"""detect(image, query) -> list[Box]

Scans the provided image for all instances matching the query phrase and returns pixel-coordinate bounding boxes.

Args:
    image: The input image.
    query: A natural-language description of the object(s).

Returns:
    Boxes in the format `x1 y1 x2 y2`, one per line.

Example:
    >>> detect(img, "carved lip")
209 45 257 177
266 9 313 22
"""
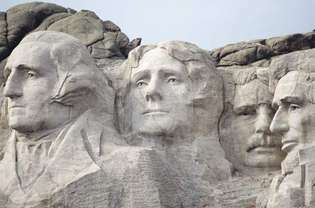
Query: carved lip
252 147 279 154
142 109 168 115
247 145 278 153
281 139 298 152
8 105 24 109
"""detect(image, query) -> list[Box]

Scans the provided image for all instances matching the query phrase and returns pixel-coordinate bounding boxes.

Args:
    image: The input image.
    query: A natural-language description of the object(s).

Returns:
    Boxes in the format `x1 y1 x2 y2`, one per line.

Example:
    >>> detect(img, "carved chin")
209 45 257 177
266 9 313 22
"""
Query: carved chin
134 116 180 136
8 114 44 133
243 148 283 168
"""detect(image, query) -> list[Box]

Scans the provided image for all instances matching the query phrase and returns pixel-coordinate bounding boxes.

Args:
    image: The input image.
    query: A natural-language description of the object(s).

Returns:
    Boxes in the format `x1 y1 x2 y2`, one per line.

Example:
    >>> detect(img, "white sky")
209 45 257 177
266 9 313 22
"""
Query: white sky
1 0 315 50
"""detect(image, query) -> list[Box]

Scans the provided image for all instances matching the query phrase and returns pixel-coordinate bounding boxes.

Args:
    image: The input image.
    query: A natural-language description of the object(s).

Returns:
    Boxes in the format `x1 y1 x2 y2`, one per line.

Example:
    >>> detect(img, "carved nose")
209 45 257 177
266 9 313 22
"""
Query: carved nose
255 105 271 134
3 75 22 99
269 108 289 134
145 79 162 102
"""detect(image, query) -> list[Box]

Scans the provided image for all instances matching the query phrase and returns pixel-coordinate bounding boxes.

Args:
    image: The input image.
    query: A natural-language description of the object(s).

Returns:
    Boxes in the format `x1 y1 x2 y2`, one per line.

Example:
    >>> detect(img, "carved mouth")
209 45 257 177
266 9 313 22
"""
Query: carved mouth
143 109 168 115
252 147 279 153
9 105 24 109
281 139 298 152
246 145 278 153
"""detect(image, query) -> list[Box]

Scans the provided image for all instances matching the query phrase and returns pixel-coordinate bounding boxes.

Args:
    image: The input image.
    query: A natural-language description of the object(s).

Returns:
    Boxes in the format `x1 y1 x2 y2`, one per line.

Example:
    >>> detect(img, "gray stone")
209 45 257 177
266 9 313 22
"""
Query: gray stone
269 48 315 92
34 12 72 31
47 10 104 45
265 33 310 55
215 173 276 208
123 37 142 57
218 43 272 66
89 32 125 59
103 20 121 32
0 31 119 206
219 66 284 176
305 32 315 48
6 2 67 49
0 12 8 60
117 41 232 189
262 67 315 207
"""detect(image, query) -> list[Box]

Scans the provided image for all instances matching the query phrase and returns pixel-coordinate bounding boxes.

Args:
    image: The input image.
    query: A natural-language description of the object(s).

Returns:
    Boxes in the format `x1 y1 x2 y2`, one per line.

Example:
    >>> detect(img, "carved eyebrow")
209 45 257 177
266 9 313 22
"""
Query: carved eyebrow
15 64 39 72
280 96 304 105
160 68 182 75
233 104 257 114
131 70 150 81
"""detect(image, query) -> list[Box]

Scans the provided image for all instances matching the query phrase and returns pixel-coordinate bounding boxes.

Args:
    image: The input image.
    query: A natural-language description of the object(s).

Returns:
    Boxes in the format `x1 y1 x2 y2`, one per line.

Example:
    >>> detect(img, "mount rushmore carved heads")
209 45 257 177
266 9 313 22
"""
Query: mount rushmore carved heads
219 67 285 175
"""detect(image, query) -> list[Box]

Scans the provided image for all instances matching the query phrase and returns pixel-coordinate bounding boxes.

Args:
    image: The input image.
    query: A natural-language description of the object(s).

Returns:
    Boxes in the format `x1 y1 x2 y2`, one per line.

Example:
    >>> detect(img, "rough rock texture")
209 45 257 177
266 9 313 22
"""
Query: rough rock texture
2 2 315 208
0 2 141 159
215 173 277 208
0 1 141 81
210 32 315 67
210 30 315 208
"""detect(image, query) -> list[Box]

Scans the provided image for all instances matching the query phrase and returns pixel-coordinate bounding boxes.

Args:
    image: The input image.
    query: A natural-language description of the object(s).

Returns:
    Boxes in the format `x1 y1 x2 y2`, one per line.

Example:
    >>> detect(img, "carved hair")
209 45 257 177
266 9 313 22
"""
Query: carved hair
117 40 223 134
18 31 114 113
269 49 315 92
276 70 315 104
233 67 269 86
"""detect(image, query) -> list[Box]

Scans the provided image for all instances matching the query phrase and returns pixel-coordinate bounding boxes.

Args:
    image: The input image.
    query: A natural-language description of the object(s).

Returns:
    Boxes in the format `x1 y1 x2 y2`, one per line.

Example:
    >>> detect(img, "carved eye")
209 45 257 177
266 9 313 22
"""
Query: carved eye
167 77 177 84
237 108 256 116
136 80 146 87
289 104 301 112
239 111 255 116
27 71 37 78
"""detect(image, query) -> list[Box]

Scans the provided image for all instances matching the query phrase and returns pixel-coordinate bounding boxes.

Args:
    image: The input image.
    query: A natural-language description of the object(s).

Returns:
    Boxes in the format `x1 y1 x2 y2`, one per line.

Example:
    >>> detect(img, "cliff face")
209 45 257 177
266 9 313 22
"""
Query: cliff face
0 2 314 208
211 32 315 208
0 2 141 159
210 32 315 67
0 2 141 85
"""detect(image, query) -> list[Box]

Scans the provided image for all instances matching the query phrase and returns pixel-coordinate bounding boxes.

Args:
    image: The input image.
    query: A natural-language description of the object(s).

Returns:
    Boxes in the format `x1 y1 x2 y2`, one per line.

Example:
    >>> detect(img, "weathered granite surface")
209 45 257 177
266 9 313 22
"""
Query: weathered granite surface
211 32 315 67
1 2 315 208
0 2 141 160
213 33 315 208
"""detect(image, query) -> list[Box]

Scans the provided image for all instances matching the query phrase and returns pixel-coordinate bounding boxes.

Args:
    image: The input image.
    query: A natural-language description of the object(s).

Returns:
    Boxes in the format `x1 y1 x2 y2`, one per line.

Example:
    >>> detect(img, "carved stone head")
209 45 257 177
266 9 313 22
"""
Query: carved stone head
270 70 315 153
3 31 112 135
220 67 285 174
118 41 223 139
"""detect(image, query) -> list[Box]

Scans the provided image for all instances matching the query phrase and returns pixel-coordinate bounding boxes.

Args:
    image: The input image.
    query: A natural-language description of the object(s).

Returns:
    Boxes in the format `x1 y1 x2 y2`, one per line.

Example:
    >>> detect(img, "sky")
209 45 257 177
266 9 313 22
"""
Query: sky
1 0 315 50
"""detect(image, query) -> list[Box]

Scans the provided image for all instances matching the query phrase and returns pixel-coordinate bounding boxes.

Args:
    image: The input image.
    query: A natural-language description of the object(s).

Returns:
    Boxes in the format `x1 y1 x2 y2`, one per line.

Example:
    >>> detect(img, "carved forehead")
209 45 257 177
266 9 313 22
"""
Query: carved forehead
234 79 273 109
132 48 187 76
6 42 54 67
273 71 312 104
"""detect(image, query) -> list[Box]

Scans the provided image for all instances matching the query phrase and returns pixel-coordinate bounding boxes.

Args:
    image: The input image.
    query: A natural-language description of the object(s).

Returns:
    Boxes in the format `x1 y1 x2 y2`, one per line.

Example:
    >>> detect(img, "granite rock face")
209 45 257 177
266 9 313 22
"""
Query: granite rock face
0 31 231 207
0 2 141 159
0 2 141 84
1 2 315 208
210 31 315 67
215 33 315 208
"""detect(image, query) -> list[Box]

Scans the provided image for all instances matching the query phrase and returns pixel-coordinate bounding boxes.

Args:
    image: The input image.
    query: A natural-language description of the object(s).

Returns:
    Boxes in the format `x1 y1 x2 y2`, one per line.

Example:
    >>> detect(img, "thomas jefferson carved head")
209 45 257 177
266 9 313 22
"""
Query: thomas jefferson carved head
118 41 223 138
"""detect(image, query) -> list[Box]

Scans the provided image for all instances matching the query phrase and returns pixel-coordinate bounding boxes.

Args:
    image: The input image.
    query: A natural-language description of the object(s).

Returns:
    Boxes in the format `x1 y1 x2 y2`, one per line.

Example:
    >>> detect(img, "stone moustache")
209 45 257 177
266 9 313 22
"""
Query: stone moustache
220 67 285 176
